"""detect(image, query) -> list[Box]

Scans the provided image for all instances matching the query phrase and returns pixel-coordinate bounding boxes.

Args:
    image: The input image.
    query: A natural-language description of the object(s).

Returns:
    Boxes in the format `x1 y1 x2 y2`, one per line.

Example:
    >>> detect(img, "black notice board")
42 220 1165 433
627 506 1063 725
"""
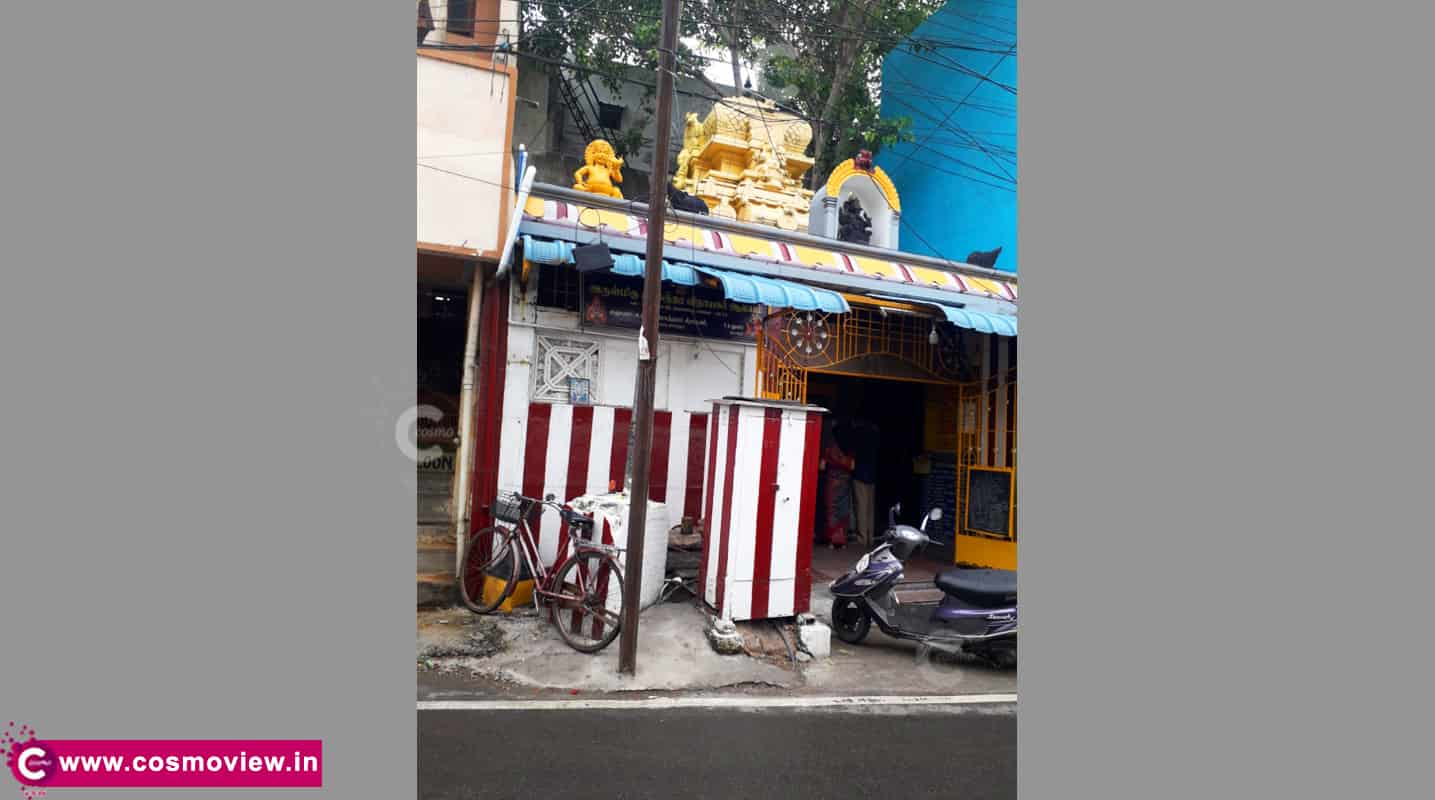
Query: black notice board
965 467 1014 538
580 271 763 342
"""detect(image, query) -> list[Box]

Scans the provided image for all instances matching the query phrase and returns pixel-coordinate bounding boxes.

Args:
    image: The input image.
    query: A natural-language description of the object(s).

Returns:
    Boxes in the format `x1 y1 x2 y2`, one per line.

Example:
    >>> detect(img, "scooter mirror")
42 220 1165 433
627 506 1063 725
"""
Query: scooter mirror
929 508 943 521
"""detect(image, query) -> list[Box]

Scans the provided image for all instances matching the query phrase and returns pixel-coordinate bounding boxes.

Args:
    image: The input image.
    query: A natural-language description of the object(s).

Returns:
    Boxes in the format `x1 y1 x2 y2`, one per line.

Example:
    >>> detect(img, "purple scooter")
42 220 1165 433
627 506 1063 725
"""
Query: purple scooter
828 502 1017 669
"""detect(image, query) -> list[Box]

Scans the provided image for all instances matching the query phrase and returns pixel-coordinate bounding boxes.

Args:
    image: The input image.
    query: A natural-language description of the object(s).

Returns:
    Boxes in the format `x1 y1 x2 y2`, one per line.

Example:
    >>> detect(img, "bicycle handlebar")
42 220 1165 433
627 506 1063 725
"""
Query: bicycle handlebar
529 496 594 528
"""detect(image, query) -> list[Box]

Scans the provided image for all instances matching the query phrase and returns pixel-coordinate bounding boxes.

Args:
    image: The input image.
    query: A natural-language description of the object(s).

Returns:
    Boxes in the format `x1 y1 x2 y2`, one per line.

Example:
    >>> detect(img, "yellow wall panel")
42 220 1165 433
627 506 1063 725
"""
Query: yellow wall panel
905 265 957 288
852 255 900 280
954 535 1017 569
963 277 1005 296
724 233 774 258
790 245 842 270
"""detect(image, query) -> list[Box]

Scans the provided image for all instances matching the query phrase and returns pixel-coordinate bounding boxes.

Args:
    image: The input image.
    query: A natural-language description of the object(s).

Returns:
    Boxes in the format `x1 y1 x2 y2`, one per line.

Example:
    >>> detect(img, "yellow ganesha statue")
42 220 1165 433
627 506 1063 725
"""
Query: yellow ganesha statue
573 140 625 199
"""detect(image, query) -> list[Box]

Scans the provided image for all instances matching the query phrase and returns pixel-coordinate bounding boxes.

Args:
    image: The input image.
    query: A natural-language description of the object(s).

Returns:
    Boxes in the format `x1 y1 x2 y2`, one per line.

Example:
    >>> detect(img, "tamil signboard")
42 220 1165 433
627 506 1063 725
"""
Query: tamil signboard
580 272 762 342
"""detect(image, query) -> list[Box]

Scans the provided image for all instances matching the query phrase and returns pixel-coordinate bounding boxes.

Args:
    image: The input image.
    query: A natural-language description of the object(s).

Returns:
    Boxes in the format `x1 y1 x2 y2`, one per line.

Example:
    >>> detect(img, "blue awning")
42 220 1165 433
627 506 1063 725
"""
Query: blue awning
941 306 1016 336
521 236 701 286
692 266 849 314
871 293 1017 337
522 236 849 314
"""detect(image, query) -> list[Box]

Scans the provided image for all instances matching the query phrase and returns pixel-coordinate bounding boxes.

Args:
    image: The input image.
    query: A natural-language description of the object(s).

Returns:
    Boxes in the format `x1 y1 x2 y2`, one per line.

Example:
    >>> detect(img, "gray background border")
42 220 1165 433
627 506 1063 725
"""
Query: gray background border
0 3 415 798
1021 1 1429 796
2 2 1430 798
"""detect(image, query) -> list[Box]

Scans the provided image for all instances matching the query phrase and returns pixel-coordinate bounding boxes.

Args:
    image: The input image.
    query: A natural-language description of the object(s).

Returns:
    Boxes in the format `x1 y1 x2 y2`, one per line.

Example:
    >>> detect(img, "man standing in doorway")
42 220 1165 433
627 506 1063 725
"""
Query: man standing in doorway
851 417 880 549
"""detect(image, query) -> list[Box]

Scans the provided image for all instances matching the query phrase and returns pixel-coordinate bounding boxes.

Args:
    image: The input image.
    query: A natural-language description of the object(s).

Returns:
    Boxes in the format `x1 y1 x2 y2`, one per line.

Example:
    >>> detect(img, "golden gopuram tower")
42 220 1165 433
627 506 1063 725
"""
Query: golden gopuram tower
671 96 814 231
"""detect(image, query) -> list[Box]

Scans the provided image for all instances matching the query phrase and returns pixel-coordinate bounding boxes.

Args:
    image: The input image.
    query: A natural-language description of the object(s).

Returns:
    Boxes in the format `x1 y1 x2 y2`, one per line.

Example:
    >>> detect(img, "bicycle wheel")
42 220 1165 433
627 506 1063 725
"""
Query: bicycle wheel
456 526 520 614
549 550 625 653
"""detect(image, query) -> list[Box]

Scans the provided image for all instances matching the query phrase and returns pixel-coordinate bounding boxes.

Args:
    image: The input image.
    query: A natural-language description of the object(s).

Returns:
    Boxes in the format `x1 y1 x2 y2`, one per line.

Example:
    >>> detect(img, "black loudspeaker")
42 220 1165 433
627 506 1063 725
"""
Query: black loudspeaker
573 242 614 273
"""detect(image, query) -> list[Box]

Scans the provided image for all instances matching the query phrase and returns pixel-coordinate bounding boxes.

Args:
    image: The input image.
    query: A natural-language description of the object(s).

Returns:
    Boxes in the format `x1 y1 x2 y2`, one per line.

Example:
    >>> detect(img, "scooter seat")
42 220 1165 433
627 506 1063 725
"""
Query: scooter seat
934 568 1017 606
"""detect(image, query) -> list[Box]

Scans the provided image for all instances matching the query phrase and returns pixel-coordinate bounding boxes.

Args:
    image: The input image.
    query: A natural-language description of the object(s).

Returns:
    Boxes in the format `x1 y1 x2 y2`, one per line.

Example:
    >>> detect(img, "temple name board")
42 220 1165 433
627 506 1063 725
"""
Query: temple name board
581 272 762 342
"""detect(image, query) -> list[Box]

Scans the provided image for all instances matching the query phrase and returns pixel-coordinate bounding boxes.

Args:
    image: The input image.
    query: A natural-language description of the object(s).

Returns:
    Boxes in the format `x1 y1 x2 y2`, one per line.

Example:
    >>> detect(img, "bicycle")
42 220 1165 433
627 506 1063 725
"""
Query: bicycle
456 491 626 653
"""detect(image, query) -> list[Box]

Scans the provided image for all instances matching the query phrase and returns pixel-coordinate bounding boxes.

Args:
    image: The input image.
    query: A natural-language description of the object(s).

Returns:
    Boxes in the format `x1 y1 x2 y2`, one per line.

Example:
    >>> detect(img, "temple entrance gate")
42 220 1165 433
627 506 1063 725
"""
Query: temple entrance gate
754 298 1016 569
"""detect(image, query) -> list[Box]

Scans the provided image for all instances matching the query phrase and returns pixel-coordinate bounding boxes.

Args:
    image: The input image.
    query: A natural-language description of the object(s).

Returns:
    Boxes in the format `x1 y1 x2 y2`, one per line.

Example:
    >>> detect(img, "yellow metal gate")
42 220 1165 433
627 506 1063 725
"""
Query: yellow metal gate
755 303 1017 569
953 367 1017 569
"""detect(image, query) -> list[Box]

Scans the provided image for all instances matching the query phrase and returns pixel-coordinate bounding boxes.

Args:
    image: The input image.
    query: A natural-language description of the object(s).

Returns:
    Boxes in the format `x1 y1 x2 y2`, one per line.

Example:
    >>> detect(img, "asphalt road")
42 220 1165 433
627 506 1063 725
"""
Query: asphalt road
418 703 1015 799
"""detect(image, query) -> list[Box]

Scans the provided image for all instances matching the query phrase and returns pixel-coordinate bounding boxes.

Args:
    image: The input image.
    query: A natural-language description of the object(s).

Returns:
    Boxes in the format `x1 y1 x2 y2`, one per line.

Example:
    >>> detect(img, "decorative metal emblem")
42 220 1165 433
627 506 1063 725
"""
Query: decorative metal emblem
785 311 829 357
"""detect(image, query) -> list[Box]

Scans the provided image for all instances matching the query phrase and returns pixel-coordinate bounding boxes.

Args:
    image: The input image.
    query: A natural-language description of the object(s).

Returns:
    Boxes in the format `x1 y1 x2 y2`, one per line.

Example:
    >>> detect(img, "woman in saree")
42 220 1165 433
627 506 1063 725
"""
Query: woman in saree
821 421 857 549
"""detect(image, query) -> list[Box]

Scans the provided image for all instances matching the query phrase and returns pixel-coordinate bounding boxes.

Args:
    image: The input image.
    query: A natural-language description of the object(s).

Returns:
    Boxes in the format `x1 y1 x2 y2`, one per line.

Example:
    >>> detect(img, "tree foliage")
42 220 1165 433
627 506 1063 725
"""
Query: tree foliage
518 0 943 180
758 0 944 187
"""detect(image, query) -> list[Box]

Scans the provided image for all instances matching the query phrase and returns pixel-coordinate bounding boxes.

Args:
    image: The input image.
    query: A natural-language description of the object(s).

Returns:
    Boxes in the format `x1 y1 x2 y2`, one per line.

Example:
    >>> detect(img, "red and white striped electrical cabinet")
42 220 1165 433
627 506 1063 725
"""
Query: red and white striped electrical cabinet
699 398 827 621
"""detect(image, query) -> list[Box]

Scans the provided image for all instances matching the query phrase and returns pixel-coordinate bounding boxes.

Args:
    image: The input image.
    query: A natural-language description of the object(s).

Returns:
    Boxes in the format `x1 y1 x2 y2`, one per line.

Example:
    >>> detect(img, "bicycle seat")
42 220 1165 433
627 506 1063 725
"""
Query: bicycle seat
560 509 594 528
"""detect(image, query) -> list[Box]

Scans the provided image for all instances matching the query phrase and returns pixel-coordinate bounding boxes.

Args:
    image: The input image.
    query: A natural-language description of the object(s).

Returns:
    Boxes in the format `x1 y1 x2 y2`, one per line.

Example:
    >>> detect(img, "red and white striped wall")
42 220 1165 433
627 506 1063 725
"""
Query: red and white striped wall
700 400 824 622
495 401 710 569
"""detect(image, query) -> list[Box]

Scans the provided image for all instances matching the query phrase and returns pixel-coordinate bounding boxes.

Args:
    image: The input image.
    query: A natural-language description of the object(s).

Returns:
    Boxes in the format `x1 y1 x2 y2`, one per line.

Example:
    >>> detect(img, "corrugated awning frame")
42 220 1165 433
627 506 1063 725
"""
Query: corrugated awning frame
869 293 1017 337
521 236 850 314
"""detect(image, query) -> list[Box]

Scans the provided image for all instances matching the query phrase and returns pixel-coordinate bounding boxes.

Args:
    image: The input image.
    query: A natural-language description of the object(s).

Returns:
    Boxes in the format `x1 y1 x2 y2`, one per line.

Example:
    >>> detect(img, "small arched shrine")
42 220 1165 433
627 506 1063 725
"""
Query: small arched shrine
809 151 901 250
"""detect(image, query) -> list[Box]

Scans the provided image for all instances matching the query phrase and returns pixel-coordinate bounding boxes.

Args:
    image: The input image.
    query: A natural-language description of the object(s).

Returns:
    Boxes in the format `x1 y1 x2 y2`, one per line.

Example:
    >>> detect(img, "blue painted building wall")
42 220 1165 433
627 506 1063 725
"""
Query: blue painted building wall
877 0 1017 272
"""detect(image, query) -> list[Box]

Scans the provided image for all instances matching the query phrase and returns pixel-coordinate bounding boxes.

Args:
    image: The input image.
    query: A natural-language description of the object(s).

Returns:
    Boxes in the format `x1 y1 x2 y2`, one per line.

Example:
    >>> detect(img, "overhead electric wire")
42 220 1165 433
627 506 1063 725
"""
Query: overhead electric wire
917 9 1017 44
472 10 1019 141
428 4 1017 102
426 41 842 133
881 77 1016 117
881 52 1015 183
423 3 1017 191
873 91 1016 185
435 3 1016 55
436 0 1010 51
423 40 1014 190
832 0 1017 93
877 31 1018 182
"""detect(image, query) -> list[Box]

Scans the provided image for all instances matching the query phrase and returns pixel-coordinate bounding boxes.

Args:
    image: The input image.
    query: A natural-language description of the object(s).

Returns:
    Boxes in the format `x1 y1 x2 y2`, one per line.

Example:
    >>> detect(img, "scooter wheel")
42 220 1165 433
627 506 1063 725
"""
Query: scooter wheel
968 645 1017 671
986 648 1017 671
830 599 870 644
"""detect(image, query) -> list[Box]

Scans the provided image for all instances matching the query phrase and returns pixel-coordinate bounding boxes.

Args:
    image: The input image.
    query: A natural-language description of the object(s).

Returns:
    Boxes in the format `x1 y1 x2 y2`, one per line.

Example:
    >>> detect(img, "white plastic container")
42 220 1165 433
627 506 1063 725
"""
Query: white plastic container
568 493 670 610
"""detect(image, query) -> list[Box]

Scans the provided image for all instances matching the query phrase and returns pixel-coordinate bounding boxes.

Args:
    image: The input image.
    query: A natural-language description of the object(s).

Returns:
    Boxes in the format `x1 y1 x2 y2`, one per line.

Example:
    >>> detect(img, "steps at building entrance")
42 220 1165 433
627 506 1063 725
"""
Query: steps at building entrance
418 524 456 577
417 571 454 607
417 449 457 607
417 470 453 525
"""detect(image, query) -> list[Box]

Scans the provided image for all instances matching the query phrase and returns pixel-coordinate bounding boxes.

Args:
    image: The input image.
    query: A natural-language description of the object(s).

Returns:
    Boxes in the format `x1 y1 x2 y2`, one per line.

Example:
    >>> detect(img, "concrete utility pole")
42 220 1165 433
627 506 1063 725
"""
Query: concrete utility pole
618 0 682 676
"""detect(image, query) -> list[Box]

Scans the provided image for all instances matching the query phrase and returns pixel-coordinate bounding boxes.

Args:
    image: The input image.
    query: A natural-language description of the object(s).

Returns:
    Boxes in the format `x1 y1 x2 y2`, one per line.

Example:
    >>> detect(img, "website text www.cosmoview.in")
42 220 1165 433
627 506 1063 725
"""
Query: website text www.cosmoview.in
7 738 322 790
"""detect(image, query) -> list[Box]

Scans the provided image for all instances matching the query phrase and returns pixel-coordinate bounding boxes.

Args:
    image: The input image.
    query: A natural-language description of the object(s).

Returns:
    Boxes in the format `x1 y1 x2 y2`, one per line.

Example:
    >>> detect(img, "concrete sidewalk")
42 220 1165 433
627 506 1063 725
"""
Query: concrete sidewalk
418 585 1015 698
418 602 798 694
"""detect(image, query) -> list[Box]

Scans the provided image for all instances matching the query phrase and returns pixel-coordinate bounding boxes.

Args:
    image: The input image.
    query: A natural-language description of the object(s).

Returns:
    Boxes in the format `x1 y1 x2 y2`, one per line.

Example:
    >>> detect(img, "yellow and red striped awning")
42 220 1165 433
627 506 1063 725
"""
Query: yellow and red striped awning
521 196 1018 305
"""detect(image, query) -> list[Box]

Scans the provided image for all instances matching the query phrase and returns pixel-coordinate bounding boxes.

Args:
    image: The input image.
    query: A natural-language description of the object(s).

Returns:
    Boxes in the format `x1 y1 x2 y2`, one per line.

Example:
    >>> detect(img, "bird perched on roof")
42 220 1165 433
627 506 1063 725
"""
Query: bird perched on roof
966 247 1003 269
667 182 710 215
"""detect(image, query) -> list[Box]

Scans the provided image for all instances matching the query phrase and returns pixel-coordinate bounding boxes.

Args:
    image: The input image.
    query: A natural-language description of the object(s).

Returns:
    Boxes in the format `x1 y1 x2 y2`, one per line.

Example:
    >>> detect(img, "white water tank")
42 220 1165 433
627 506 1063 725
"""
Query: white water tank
568 493 670 610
